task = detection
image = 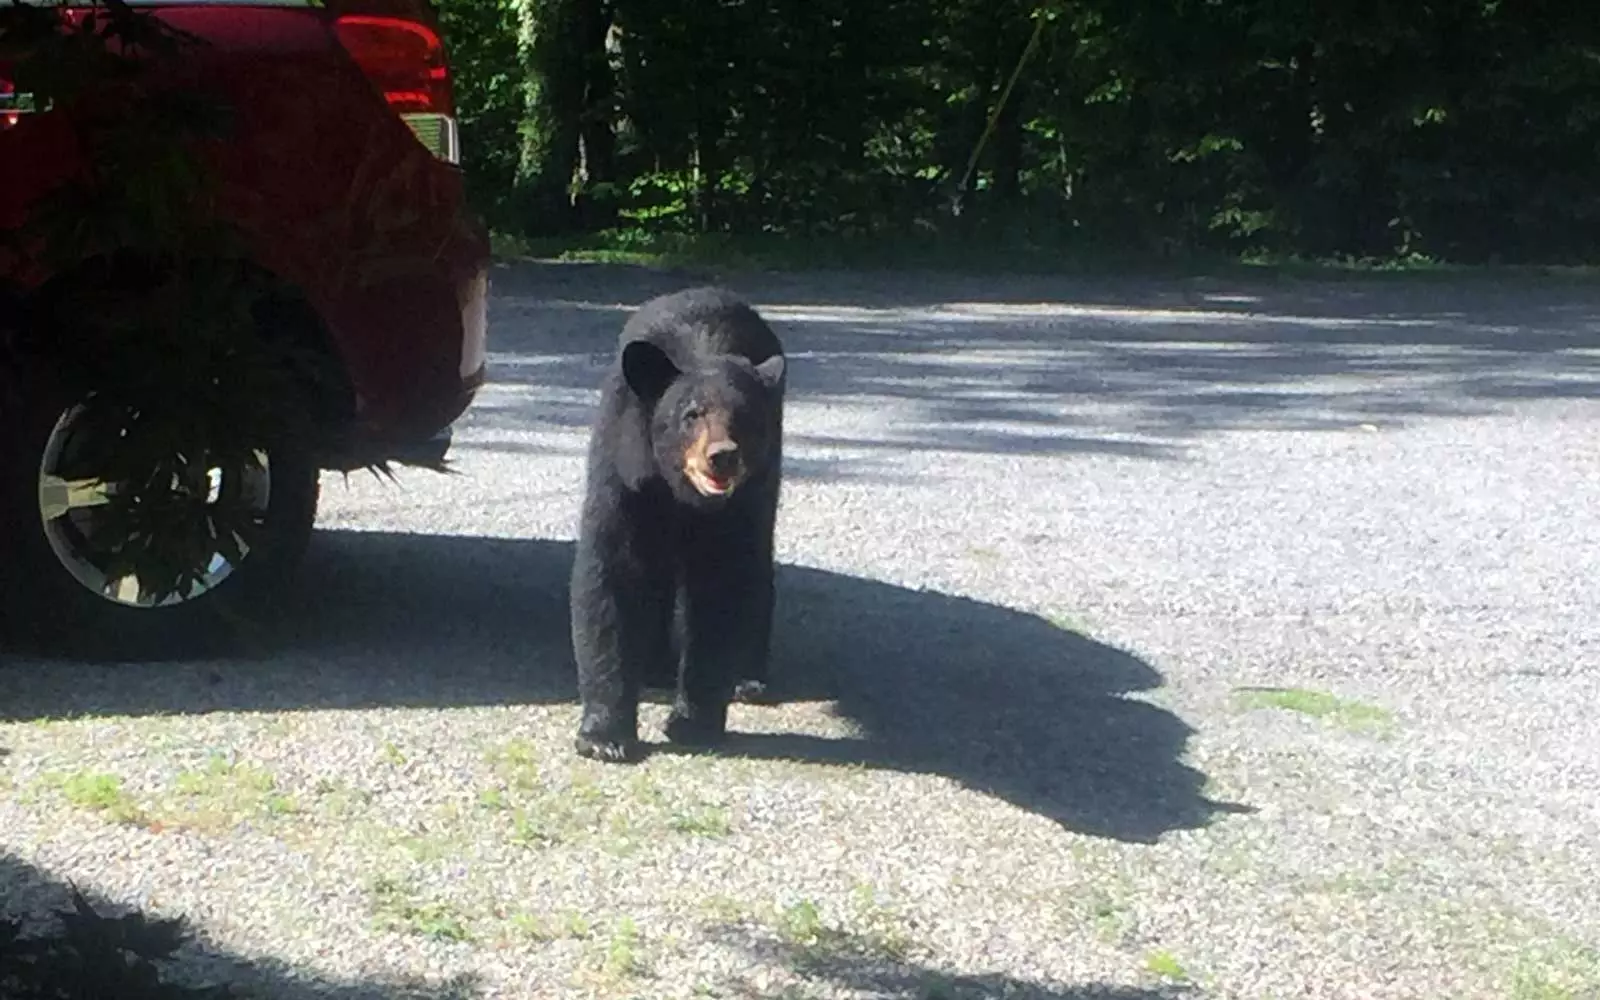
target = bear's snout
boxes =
[707,441,741,479]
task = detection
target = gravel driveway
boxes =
[2,263,1598,1000]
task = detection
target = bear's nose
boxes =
[707,442,741,478]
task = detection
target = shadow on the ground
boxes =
[0,851,477,1000]
[0,530,1247,845]
[468,261,1600,474]
[706,918,1192,999]
[0,847,1175,1000]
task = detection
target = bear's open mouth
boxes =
[685,463,736,497]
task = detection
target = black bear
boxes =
[569,286,787,763]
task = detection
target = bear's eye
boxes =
[682,404,704,424]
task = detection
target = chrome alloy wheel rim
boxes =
[36,402,273,609]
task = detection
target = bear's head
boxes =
[622,339,786,507]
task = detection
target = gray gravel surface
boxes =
[3,263,1599,1000]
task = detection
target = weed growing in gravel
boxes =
[597,916,649,980]
[1232,685,1396,736]
[771,894,915,965]
[505,909,594,942]
[52,771,147,825]
[368,874,471,942]
[478,787,508,810]
[1144,949,1193,983]
[777,899,829,947]
[563,911,595,938]
[508,911,551,940]
[164,753,299,831]
[379,741,407,766]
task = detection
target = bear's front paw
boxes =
[664,710,727,749]
[574,733,641,763]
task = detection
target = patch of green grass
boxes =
[262,792,300,816]
[776,899,829,948]
[624,771,668,806]
[668,802,733,837]
[164,753,299,831]
[487,739,541,791]
[507,911,551,940]
[378,741,407,766]
[562,911,595,939]
[55,771,147,825]
[496,768,730,851]
[490,226,1600,284]
[508,797,592,847]
[1144,949,1193,983]
[1232,685,1396,736]
[368,875,471,942]
[477,787,508,811]
[771,895,914,964]
[1507,940,1600,1000]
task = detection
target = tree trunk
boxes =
[693,103,722,233]
[515,0,589,234]
[574,1,618,230]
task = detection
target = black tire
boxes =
[0,366,320,661]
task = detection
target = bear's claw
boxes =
[574,734,640,763]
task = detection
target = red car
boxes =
[0,0,489,656]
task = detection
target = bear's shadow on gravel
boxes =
[302,530,1250,843]
[0,529,1248,845]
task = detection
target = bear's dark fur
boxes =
[569,286,787,762]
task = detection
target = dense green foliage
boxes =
[439,0,1600,265]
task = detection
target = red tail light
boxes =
[1,71,18,131]
[332,14,458,163]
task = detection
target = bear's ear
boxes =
[621,340,681,402]
[753,353,786,390]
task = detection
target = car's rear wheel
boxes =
[0,371,320,660]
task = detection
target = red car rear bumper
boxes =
[317,227,491,468]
